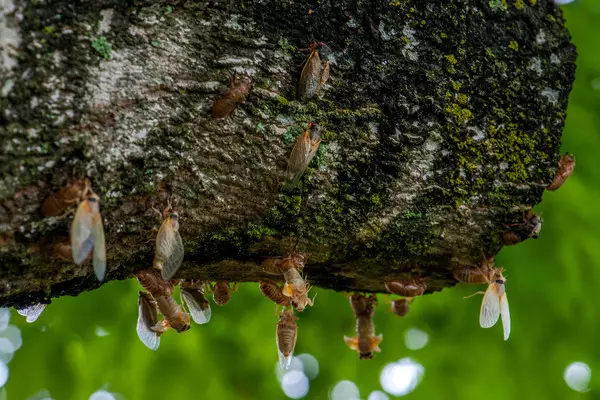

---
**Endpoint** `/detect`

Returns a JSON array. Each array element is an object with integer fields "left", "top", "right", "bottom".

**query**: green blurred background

[{"left": 3, "top": 1, "right": 599, "bottom": 399}]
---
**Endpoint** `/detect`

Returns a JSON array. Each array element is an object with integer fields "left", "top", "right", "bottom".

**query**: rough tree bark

[{"left": 0, "top": 0, "right": 576, "bottom": 308}]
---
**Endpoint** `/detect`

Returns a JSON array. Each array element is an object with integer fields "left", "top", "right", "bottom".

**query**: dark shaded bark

[{"left": 0, "top": 0, "right": 576, "bottom": 307}]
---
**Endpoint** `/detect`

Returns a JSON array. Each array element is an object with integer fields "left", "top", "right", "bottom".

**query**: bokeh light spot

[
  {"left": 281, "top": 370, "right": 309, "bottom": 399},
  {"left": 275, "top": 357, "right": 304, "bottom": 382},
  {"left": 368, "top": 390, "right": 390, "bottom": 400},
  {"left": 404, "top": 328, "right": 429, "bottom": 350},
  {"left": 89, "top": 390, "right": 115, "bottom": 400},
  {"left": 0, "top": 339, "right": 14, "bottom": 364},
  {"left": 554, "top": 0, "right": 576, "bottom": 4},
  {"left": 4, "top": 326, "right": 22, "bottom": 351},
  {"left": 95, "top": 326, "right": 109, "bottom": 337},
  {"left": 297, "top": 354, "right": 319, "bottom": 380},
  {"left": 0, "top": 361, "right": 8, "bottom": 388},
  {"left": 380, "top": 357, "right": 424, "bottom": 396},
  {"left": 564, "top": 362, "right": 591, "bottom": 392},
  {"left": 330, "top": 380, "right": 360, "bottom": 400},
  {"left": 0, "top": 310, "right": 9, "bottom": 333}
]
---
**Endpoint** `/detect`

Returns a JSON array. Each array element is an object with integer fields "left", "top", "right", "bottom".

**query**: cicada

[
  {"left": 466, "top": 269, "right": 510, "bottom": 341},
  {"left": 153, "top": 205, "right": 184, "bottom": 280},
  {"left": 276, "top": 308, "right": 298, "bottom": 370},
  {"left": 71, "top": 188, "right": 106, "bottom": 281},
  {"left": 136, "top": 291, "right": 161, "bottom": 351},
  {"left": 344, "top": 293, "right": 382, "bottom": 359},
  {"left": 298, "top": 42, "right": 330, "bottom": 100},
  {"left": 283, "top": 122, "right": 322, "bottom": 191},
  {"left": 181, "top": 280, "right": 212, "bottom": 325}
]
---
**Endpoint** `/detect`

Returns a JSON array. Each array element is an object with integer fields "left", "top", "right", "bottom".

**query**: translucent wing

[
  {"left": 71, "top": 201, "right": 94, "bottom": 265},
  {"left": 479, "top": 284, "right": 501, "bottom": 328},
  {"left": 278, "top": 348, "right": 293, "bottom": 370},
  {"left": 298, "top": 51, "right": 323, "bottom": 99},
  {"left": 92, "top": 212, "right": 106, "bottom": 281},
  {"left": 316, "top": 61, "right": 330, "bottom": 94},
  {"left": 284, "top": 131, "right": 312, "bottom": 190},
  {"left": 137, "top": 293, "right": 160, "bottom": 351},
  {"left": 156, "top": 220, "right": 184, "bottom": 280},
  {"left": 16, "top": 303, "right": 47, "bottom": 323},
  {"left": 500, "top": 293, "right": 511, "bottom": 341},
  {"left": 161, "top": 230, "right": 184, "bottom": 280},
  {"left": 182, "top": 289, "right": 212, "bottom": 325}
]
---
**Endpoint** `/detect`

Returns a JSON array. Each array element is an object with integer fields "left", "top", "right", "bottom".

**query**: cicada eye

[
  {"left": 87, "top": 196, "right": 97, "bottom": 203},
  {"left": 292, "top": 301, "right": 299, "bottom": 308},
  {"left": 169, "top": 213, "right": 178, "bottom": 220},
  {"left": 495, "top": 279, "right": 504, "bottom": 285}
]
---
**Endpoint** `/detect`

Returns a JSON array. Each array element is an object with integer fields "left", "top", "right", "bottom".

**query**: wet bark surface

[{"left": 0, "top": 0, "right": 576, "bottom": 307}]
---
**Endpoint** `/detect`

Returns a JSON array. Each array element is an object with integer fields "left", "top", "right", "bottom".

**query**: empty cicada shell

[
  {"left": 41, "top": 179, "right": 89, "bottom": 217},
  {"left": 384, "top": 278, "right": 427, "bottom": 297},
  {"left": 344, "top": 293, "right": 382, "bottom": 360},
  {"left": 547, "top": 153, "right": 575, "bottom": 191},
  {"left": 502, "top": 210, "right": 542, "bottom": 245},
  {"left": 211, "top": 74, "right": 252, "bottom": 119}
]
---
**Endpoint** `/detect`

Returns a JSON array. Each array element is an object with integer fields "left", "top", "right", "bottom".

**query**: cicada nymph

[
  {"left": 260, "top": 279, "right": 291, "bottom": 309},
  {"left": 264, "top": 253, "right": 314, "bottom": 312},
  {"left": 211, "top": 73, "right": 252, "bottom": 119},
  {"left": 344, "top": 293, "right": 382, "bottom": 359},
  {"left": 298, "top": 42, "right": 330, "bottom": 100},
  {"left": 388, "top": 297, "right": 412, "bottom": 318},
  {"left": 276, "top": 308, "right": 298, "bottom": 370},
  {"left": 181, "top": 280, "right": 212, "bottom": 324},
  {"left": 71, "top": 185, "right": 106, "bottom": 281},
  {"left": 283, "top": 122, "right": 322, "bottom": 191},
  {"left": 153, "top": 205, "right": 184, "bottom": 280},
  {"left": 547, "top": 153, "right": 575, "bottom": 191},
  {"left": 207, "top": 281, "right": 239, "bottom": 306}
]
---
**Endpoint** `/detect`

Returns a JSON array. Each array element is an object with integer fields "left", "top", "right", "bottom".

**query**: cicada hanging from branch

[
  {"left": 344, "top": 293, "right": 382, "bottom": 360},
  {"left": 16, "top": 303, "right": 48, "bottom": 323},
  {"left": 276, "top": 308, "right": 298, "bottom": 370},
  {"left": 502, "top": 210, "right": 542, "bottom": 245},
  {"left": 70, "top": 184, "right": 106, "bottom": 281},
  {"left": 153, "top": 204, "right": 184, "bottom": 280},
  {"left": 298, "top": 42, "right": 330, "bottom": 100},
  {"left": 211, "top": 73, "right": 252, "bottom": 119},
  {"left": 181, "top": 280, "right": 212, "bottom": 325},
  {"left": 207, "top": 281, "right": 239, "bottom": 306},
  {"left": 136, "top": 291, "right": 161, "bottom": 351},
  {"left": 283, "top": 122, "right": 322, "bottom": 191},
  {"left": 547, "top": 153, "right": 575, "bottom": 191}
]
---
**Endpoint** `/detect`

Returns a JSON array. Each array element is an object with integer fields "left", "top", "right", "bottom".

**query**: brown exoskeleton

[
  {"left": 71, "top": 185, "right": 106, "bottom": 281},
  {"left": 298, "top": 42, "right": 330, "bottom": 100},
  {"left": 384, "top": 278, "right": 427, "bottom": 297},
  {"left": 263, "top": 253, "right": 314, "bottom": 312},
  {"left": 181, "top": 280, "right": 212, "bottom": 324},
  {"left": 207, "top": 281, "right": 239, "bottom": 306},
  {"left": 344, "top": 293, "right": 382, "bottom": 359},
  {"left": 387, "top": 297, "right": 412, "bottom": 318},
  {"left": 453, "top": 256, "right": 497, "bottom": 284},
  {"left": 211, "top": 73, "right": 252, "bottom": 119},
  {"left": 547, "top": 153, "right": 575, "bottom": 191},
  {"left": 153, "top": 204, "right": 184, "bottom": 280},
  {"left": 136, "top": 268, "right": 191, "bottom": 334},
  {"left": 284, "top": 122, "right": 322, "bottom": 191},
  {"left": 260, "top": 279, "right": 291, "bottom": 309},
  {"left": 502, "top": 210, "right": 542, "bottom": 245},
  {"left": 276, "top": 308, "right": 299, "bottom": 370},
  {"left": 41, "top": 179, "right": 89, "bottom": 217}
]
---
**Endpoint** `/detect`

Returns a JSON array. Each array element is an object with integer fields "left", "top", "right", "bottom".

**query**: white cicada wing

[
  {"left": 92, "top": 212, "right": 106, "bottom": 281},
  {"left": 479, "top": 284, "right": 501, "bottom": 329},
  {"left": 500, "top": 293, "right": 511, "bottom": 341},
  {"left": 155, "top": 220, "right": 184, "bottom": 280},
  {"left": 71, "top": 201, "right": 94, "bottom": 265},
  {"left": 16, "top": 303, "right": 47, "bottom": 323},
  {"left": 182, "top": 289, "right": 212, "bottom": 325},
  {"left": 136, "top": 293, "right": 160, "bottom": 351}
]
